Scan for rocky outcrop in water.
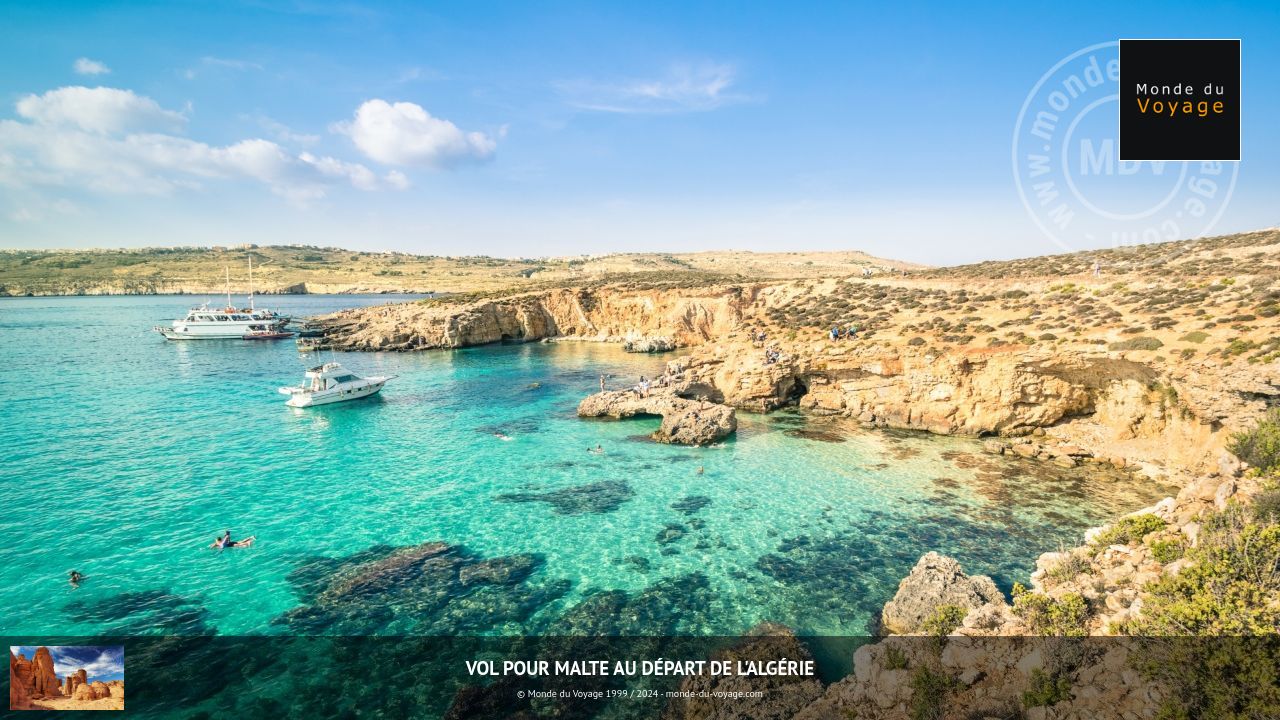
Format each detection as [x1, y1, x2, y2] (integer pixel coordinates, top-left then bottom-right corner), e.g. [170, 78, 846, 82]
[624, 335, 677, 353]
[577, 389, 736, 445]
[880, 552, 1005, 634]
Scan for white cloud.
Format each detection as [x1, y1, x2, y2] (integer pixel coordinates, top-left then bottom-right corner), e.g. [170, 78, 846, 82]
[17, 86, 186, 135]
[0, 86, 395, 203]
[557, 62, 747, 114]
[73, 58, 111, 76]
[385, 169, 410, 190]
[335, 99, 496, 168]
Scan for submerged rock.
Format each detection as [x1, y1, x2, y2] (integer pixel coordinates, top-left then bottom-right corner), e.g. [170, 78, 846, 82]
[496, 479, 635, 514]
[880, 552, 1005, 634]
[276, 541, 563, 635]
[671, 495, 712, 515]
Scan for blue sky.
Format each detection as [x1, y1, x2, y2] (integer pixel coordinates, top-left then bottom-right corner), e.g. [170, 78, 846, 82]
[11, 645, 125, 683]
[0, 1, 1276, 264]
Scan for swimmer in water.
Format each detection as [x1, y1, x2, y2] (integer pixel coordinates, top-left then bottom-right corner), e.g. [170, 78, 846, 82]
[68, 570, 84, 587]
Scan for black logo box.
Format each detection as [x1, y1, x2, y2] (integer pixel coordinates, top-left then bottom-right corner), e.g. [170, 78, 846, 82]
[1119, 39, 1240, 161]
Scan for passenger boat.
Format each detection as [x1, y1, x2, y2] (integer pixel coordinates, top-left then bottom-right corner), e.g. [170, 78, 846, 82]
[154, 260, 290, 340]
[244, 329, 295, 340]
[277, 362, 393, 407]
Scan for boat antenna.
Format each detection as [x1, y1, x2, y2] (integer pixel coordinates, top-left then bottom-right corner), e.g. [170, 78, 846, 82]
[248, 254, 255, 311]
[224, 265, 232, 309]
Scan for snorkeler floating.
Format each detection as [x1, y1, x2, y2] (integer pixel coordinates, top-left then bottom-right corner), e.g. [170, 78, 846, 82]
[210, 530, 256, 549]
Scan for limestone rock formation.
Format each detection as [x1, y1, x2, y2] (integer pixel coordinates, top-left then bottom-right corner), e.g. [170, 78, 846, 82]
[577, 389, 736, 445]
[30, 646, 61, 697]
[880, 552, 1005, 634]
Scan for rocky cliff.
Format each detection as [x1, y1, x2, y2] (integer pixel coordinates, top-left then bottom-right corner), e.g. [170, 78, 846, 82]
[671, 340, 1278, 483]
[315, 284, 756, 351]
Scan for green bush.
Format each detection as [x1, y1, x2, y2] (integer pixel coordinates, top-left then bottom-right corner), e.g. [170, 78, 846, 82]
[1254, 489, 1280, 524]
[1179, 330, 1209, 343]
[1125, 501, 1280, 718]
[884, 645, 908, 670]
[921, 604, 966, 638]
[1022, 667, 1072, 708]
[1011, 585, 1089, 636]
[909, 666, 959, 720]
[1046, 552, 1090, 582]
[1228, 408, 1280, 475]
[1140, 502, 1280, 635]
[1109, 336, 1164, 351]
[1092, 514, 1166, 547]
[1150, 538, 1185, 564]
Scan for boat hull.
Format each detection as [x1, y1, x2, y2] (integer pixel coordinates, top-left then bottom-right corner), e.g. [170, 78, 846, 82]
[285, 381, 386, 408]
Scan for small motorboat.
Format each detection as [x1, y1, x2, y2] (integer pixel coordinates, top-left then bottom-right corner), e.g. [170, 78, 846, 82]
[295, 328, 326, 338]
[278, 362, 393, 408]
[244, 330, 295, 340]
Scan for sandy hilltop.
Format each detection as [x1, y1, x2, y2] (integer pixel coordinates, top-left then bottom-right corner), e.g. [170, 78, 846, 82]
[0, 244, 917, 297]
[315, 229, 1280, 718]
[9, 648, 124, 711]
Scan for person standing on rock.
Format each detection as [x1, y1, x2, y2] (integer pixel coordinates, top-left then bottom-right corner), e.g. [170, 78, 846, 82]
[599, 374, 606, 393]
[639, 376, 651, 398]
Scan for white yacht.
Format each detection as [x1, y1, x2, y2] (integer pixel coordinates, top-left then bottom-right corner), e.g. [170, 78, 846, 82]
[154, 261, 290, 340]
[155, 305, 289, 339]
[277, 362, 393, 407]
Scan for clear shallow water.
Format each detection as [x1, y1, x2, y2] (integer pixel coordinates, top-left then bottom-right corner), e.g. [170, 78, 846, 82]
[0, 295, 1176, 638]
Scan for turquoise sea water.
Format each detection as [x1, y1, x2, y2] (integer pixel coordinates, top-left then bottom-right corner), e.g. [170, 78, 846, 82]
[0, 295, 1176, 639]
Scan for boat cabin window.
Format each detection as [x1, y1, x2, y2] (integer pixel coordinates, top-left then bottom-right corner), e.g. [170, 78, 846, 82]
[216, 315, 230, 321]
[331, 374, 358, 384]
[233, 314, 250, 321]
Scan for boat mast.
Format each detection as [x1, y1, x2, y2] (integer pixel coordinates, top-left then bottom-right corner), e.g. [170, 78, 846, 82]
[225, 266, 231, 309]
[248, 255, 255, 311]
